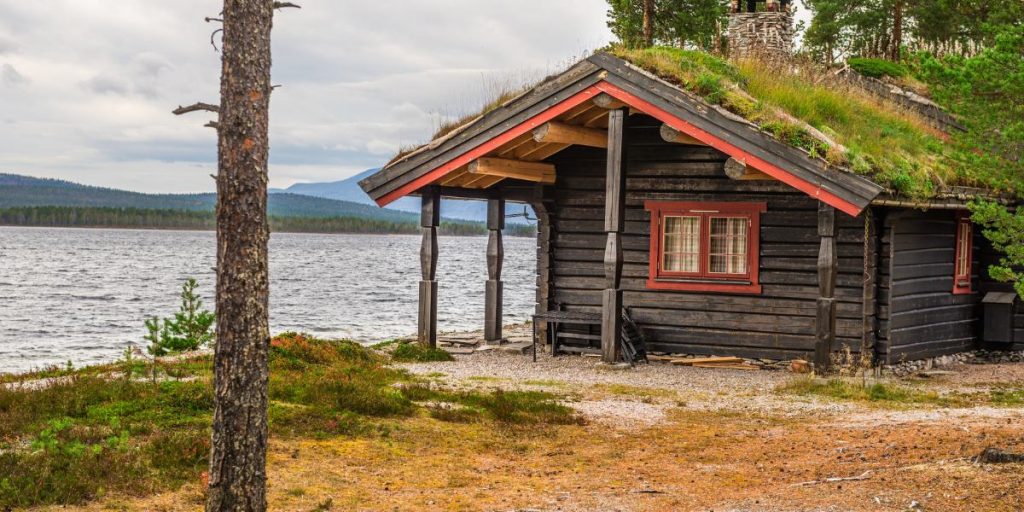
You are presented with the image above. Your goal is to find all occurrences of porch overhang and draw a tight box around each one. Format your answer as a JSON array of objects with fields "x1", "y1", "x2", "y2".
[{"x1": 359, "y1": 53, "x2": 885, "y2": 217}]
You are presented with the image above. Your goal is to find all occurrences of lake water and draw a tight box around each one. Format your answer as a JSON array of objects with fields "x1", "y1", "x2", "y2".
[{"x1": 0, "y1": 227, "x2": 537, "y2": 374}]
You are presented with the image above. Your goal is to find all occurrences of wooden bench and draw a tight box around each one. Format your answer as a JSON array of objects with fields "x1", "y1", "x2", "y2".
[{"x1": 532, "y1": 310, "x2": 603, "y2": 360}]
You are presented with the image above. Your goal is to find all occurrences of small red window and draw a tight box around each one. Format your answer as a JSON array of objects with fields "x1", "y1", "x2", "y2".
[
  {"x1": 953, "y1": 212, "x2": 973, "y2": 294},
  {"x1": 645, "y1": 201, "x2": 765, "y2": 294}
]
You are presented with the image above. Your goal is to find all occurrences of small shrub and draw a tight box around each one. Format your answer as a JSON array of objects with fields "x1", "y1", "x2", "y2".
[
  {"x1": 847, "y1": 57, "x2": 909, "y2": 79},
  {"x1": 144, "y1": 278, "x2": 215, "y2": 356},
  {"x1": 391, "y1": 342, "x2": 454, "y2": 363}
]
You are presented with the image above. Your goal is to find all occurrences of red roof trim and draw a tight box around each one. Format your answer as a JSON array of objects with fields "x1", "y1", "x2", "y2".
[
  {"x1": 375, "y1": 85, "x2": 604, "y2": 206},
  {"x1": 378, "y1": 80, "x2": 865, "y2": 217}
]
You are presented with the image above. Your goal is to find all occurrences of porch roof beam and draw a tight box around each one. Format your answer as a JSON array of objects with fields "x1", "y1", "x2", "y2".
[
  {"x1": 532, "y1": 122, "x2": 608, "y2": 148},
  {"x1": 468, "y1": 157, "x2": 556, "y2": 184}
]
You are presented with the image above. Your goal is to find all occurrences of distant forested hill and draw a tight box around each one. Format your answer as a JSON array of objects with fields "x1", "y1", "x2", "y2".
[
  {"x1": 0, "y1": 173, "x2": 418, "y2": 222},
  {"x1": 271, "y1": 168, "x2": 536, "y2": 224},
  {"x1": 0, "y1": 174, "x2": 537, "y2": 236}
]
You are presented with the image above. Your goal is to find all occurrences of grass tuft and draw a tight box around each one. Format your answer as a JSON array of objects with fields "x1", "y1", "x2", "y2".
[
  {"x1": 778, "y1": 377, "x2": 954, "y2": 406},
  {"x1": 390, "y1": 342, "x2": 455, "y2": 363}
]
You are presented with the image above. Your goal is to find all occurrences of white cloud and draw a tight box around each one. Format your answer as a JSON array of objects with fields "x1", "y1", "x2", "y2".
[{"x1": 0, "y1": 0, "x2": 613, "y2": 193}]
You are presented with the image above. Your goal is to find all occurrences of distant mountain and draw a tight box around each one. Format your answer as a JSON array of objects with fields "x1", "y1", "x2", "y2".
[
  {"x1": 273, "y1": 168, "x2": 534, "y2": 224},
  {"x1": 0, "y1": 173, "x2": 418, "y2": 223}
]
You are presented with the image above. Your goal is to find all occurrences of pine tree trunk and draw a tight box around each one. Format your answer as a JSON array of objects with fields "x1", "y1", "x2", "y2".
[
  {"x1": 642, "y1": 0, "x2": 654, "y2": 47},
  {"x1": 891, "y1": 0, "x2": 903, "y2": 61},
  {"x1": 206, "y1": 0, "x2": 273, "y2": 510}
]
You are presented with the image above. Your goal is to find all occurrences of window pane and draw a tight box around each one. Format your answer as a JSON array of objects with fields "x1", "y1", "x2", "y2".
[
  {"x1": 956, "y1": 221, "x2": 970, "y2": 279},
  {"x1": 708, "y1": 217, "x2": 748, "y2": 274},
  {"x1": 662, "y1": 215, "x2": 699, "y2": 273}
]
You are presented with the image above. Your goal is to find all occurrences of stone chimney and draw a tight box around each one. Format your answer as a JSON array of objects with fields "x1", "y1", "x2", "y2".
[{"x1": 727, "y1": 0, "x2": 794, "y2": 60}]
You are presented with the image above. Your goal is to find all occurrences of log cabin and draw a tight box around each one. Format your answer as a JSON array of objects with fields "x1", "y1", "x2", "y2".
[{"x1": 358, "y1": 25, "x2": 1020, "y2": 370}]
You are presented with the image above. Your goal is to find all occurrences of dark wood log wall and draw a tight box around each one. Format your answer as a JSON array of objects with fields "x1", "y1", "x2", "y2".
[
  {"x1": 543, "y1": 116, "x2": 867, "y2": 361},
  {"x1": 877, "y1": 209, "x2": 981, "y2": 362}
]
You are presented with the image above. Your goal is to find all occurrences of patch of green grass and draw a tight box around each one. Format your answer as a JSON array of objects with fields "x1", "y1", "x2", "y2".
[
  {"x1": 847, "y1": 57, "x2": 909, "y2": 79},
  {"x1": 390, "y1": 342, "x2": 454, "y2": 363},
  {"x1": 989, "y1": 387, "x2": 1024, "y2": 406},
  {"x1": 778, "y1": 377, "x2": 957, "y2": 407},
  {"x1": 465, "y1": 376, "x2": 507, "y2": 383},
  {"x1": 522, "y1": 379, "x2": 567, "y2": 387},
  {"x1": 596, "y1": 383, "x2": 677, "y2": 399},
  {"x1": 401, "y1": 384, "x2": 583, "y2": 426},
  {"x1": 369, "y1": 338, "x2": 403, "y2": 350}
]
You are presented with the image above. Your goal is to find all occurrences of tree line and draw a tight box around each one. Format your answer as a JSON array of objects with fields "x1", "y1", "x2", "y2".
[
  {"x1": 607, "y1": 0, "x2": 1020, "y2": 62},
  {"x1": 0, "y1": 206, "x2": 537, "y2": 237}
]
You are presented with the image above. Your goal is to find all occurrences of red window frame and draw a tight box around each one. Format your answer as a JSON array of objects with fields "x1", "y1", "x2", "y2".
[
  {"x1": 645, "y1": 201, "x2": 766, "y2": 294},
  {"x1": 953, "y1": 212, "x2": 973, "y2": 294}
]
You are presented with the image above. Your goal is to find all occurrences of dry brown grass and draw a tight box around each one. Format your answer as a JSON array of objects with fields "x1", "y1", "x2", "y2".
[{"x1": 40, "y1": 404, "x2": 1024, "y2": 512}]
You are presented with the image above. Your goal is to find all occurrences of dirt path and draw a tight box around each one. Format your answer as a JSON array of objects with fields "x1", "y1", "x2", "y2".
[{"x1": 43, "y1": 343, "x2": 1024, "y2": 512}]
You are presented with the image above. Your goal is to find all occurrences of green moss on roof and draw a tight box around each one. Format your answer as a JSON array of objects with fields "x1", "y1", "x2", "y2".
[
  {"x1": 611, "y1": 46, "x2": 965, "y2": 199},
  {"x1": 388, "y1": 47, "x2": 981, "y2": 201}
]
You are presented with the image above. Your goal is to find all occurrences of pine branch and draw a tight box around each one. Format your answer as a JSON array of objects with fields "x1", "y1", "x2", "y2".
[{"x1": 172, "y1": 102, "x2": 220, "y2": 116}]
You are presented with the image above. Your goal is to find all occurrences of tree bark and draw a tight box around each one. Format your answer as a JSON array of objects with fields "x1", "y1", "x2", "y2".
[
  {"x1": 891, "y1": 0, "x2": 903, "y2": 61},
  {"x1": 642, "y1": 0, "x2": 654, "y2": 47},
  {"x1": 206, "y1": 0, "x2": 274, "y2": 510}
]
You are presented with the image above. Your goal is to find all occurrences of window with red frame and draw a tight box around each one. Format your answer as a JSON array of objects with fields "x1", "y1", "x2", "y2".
[
  {"x1": 644, "y1": 201, "x2": 765, "y2": 294},
  {"x1": 953, "y1": 213, "x2": 973, "y2": 294}
]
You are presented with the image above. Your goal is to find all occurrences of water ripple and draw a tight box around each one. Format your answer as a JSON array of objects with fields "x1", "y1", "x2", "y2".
[{"x1": 0, "y1": 227, "x2": 536, "y2": 374}]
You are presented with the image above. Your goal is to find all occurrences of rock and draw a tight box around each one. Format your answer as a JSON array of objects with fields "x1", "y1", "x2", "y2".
[{"x1": 789, "y1": 359, "x2": 811, "y2": 374}]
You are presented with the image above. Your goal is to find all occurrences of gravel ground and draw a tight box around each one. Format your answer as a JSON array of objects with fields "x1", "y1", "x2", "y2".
[
  {"x1": 399, "y1": 350, "x2": 853, "y2": 425},
  {"x1": 402, "y1": 324, "x2": 1024, "y2": 428}
]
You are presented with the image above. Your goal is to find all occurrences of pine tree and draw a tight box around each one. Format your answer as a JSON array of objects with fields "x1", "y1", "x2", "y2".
[{"x1": 607, "y1": 0, "x2": 729, "y2": 51}]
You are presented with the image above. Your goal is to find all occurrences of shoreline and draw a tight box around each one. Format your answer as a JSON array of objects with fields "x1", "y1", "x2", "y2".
[{"x1": 0, "y1": 223, "x2": 536, "y2": 237}]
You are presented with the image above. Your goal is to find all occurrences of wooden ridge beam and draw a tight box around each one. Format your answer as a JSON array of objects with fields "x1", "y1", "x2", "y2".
[
  {"x1": 660, "y1": 123, "x2": 707, "y2": 146},
  {"x1": 592, "y1": 92, "x2": 628, "y2": 110},
  {"x1": 724, "y1": 157, "x2": 773, "y2": 181},
  {"x1": 468, "y1": 157, "x2": 555, "y2": 184},
  {"x1": 532, "y1": 122, "x2": 608, "y2": 148}
]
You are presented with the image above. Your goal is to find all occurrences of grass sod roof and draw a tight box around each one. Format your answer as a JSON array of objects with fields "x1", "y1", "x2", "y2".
[{"x1": 387, "y1": 47, "x2": 989, "y2": 202}]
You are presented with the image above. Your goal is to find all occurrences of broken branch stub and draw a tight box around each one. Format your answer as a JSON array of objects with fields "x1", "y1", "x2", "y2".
[{"x1": 172, "y1": 102, "x2": 221, "y2": 116}]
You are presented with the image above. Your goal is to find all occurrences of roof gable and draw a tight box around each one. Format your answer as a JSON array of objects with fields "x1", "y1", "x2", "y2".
[{"x1": 360, "y1": 53, "x2": 885, "y2": 216}]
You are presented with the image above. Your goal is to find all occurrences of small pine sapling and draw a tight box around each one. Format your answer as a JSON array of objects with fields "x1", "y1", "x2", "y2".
[{"x1": 144, "y1": 278, "x2": 216, "y2": 357}]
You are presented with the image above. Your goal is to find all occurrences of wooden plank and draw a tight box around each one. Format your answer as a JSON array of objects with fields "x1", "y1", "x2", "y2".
[
  {"x1": 671, "y1": 356, "x2": 744, "y2": 366},
  {"x1": 692, "y1": 363, "x2": 759, "y2": 370},
  {"x1": 468, "y1": 157, "x2": 556, "y2": 184},
  {"x1": 533, "y1": 122, "x2": 608, "y2": 148}
]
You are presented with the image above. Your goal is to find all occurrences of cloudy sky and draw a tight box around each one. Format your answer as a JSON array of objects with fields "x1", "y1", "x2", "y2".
[{"x1": 0, "y1": 1, "x2": 613, "y2": 192}]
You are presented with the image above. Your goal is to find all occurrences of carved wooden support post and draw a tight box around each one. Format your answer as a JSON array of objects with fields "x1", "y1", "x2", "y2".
[
  {"x1": 418, "y1": 187, "x2": 439, "y2": 347},
  {"x1": 533, "y1": 185, "x2": 557, "y2": 346},
  {"x1": 485, "y1": 196, "x2": 505, "y2": 344},
  {"x1": 816, "y1": 202, "x2": 837, "y2": 371},
  {"x1": 601, "y1": 108, "x2": 628, "y2": 363}
]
